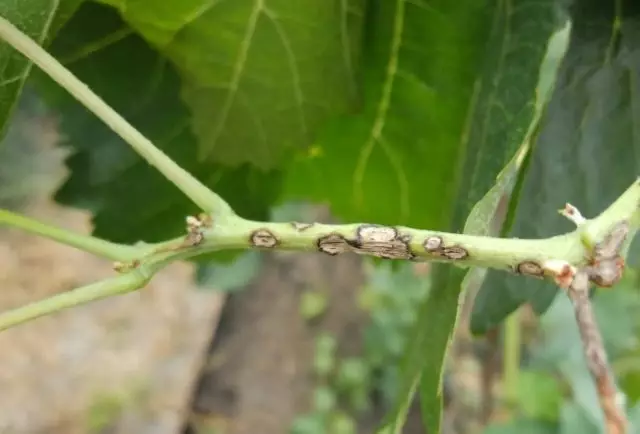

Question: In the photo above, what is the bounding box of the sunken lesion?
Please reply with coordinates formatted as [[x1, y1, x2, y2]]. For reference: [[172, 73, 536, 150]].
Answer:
[[423, 236, 443, 252], [183, 214, 210, 247], [515, 261, 545, 278], [250, 229, 279, 248], [317, 233, 350, 256], [422, 235, 469, 260], [442, 246, 468, 260], [113, 213, 213, 273], [316, 225, 414, 259], [354, 225, 414, 259]]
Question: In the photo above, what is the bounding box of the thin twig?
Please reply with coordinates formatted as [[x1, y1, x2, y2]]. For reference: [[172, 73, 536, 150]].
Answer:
[[565, 270, 626, 434], [557, 217, 632, 434], [0, 271, 148, 331], [0, 209, 139, 261]]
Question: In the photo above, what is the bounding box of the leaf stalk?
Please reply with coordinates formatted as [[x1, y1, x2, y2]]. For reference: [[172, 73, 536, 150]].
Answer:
[[0, 209, 138, 261]]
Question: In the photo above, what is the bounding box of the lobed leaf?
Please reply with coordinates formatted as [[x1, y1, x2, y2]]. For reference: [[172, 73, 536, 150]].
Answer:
[[97, 0, 365, 170], [284, 0, 493, 231], [31, 3, 281, 244]]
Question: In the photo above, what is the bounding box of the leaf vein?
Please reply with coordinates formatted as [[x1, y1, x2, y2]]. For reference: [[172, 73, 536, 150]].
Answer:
[[263, 6, 309, 142], [471, 0, 512, 196], [339, 0, 356, 98], [352, 0, 405, 210], [379, 135, 410, 221], [204, 0, 264, 157], [236, 89, 271, 161]]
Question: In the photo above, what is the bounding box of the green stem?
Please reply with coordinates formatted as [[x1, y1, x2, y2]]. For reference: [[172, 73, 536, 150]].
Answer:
[[0, 209, 139, 261], [0, 16, 232, 216], [503, 310, 521, 406], [0, 180, 638, 334], [178, 219, 591, 271], [58, 27, 134, 65], [0, 271, 148, 331]]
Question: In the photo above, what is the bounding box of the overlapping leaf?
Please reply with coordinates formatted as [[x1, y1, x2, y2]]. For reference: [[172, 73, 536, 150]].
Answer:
[[30, 3, 281, 244], [415, 1, 566, 430], [285, 0, 497, 231], [96, 0, 364, 170], [279, 0, 567, 432], [0, 0, 83, 142], [471, 0, 640, 335]]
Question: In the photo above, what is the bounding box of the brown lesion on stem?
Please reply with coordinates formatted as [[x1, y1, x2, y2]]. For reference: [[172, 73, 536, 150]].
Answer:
[[515, 261, 545, 278], [112, 213, 213, 273], [113, 259, 140, 273], [250, 229, 279, 248], [306, 229, 464, 262], [316, 225, 414, 259], [181, 213, 211, 247], [422, 235, 469, 260], [317, 233, 351, 256]]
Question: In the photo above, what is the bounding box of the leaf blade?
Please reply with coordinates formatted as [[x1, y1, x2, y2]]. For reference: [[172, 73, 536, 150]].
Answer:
[[405, 1, 566, 432], [0, 0, 83, 143], [32, 2, 281, 246], [346, 0, 566, 432], [470, 0, 640, 335], [100, 0, 365, 169]]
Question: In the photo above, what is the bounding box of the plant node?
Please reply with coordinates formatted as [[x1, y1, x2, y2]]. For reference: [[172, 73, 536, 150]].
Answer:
[[560, 203, 587, 226], [113, 259, 140, 273], [182, 214, 211, 247]]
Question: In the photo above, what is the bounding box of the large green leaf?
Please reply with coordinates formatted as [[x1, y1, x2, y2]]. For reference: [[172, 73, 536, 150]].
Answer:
[[31, 2, 281, 244], [284, 0, 495, 230], [0, 0, 83, 143], [415, 2, 567, 431], [470, 0, 640, 335], [308, 0, 569, 431], [95, 0, 364, 170]]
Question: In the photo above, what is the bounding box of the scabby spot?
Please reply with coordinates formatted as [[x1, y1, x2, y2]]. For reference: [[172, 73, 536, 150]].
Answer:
[[423, 236, 468, 260], [423, 236, 443, 252], [184, 215, 208, 247], [588, 257, 625, 288], [357, 225, 397, 244], [250, 229, 278, 248], [516, 261, 544, 278], [594, 220, 629, 260], [113, 259, 140, 273], [442, 246, 469, 260], [316, 226, 413, 259], [291, 222, 314, 232], [354, 225, 414, 259], [317, 233, 350, 255]]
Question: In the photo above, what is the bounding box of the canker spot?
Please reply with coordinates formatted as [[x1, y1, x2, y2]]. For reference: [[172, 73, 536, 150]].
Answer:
[[317, 233, 349, 255], [250, 229, 278, 248], [423, 236, 443, 252], [442, 246, 468, 260], [516, 261, 544, 277]]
